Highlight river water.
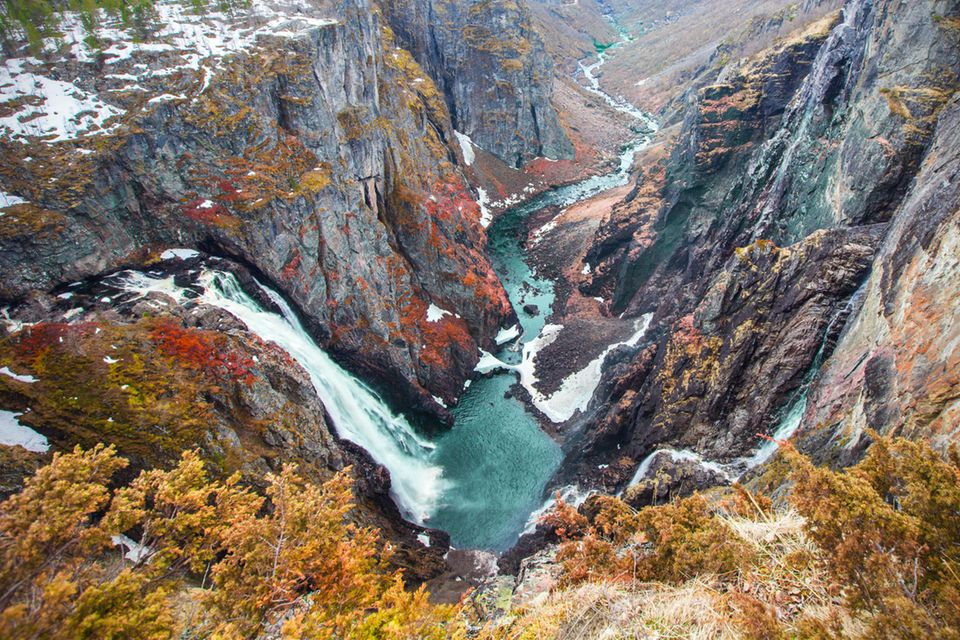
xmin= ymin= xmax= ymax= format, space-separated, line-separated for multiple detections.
xmin=427 ymin=39 xmax=658 ymax=549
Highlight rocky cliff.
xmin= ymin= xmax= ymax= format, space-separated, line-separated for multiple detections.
xmin=571 ymin=0 xmax=960 ymax=485
xmin=381 ymin=0 xmax=574 ymax=168
xmin=0 ymin=0 xmax=519 ymax=412
xmin=799 ymin=95 xmax=960 ymax=463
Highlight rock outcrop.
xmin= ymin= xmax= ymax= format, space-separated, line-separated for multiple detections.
xmin=799 ymin=96 xmax=960 ymax=463
xmin=573 ymin=0 xmax=960 ymax=481
xmin=381 ymin=0 xmax=574 ymax=168
xmin=0 ymin=0 xmax=519 ymax=411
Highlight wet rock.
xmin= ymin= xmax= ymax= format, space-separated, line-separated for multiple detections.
xmin=622 ymin=454 xmax=729 ymax=510
xmin=523 ymin=304 xmax=540 ymax=316
xmin=800 ymin=98 xmax=960 ymax=461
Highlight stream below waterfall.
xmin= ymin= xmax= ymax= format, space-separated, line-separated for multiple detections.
xmin=426 ymin=35 xmax=659 ymax=549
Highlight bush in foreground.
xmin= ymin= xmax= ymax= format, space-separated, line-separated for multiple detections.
xmin=486 ymin=435 xmax=960 ymax=639
xmin=0 ymin=444 xmax=458 ymax=639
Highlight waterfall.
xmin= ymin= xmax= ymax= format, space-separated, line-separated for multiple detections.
xmin=117 ymin=268 xmax=445 ymax=524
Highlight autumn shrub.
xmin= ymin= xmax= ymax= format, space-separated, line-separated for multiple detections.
xmin=0 ymin=445 xmax=459 ymax=639
xmin=552 ymin=492 xmax=753 ymax=589
xmin=786 ymin=435 xmax=960 ymax=639
xmin=536 ymin=435 xmax=960 ymax=639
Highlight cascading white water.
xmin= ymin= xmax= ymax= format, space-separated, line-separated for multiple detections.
xmin=118 ymin=269 xmax=445 ymax=523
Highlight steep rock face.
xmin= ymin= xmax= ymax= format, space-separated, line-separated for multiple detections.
xmin=381 ymin=0 xmax=574 ymax=167
xmin=800 ymin=97 xmax=960 ymax=462
xmin=0 ymin=0 xmax=514 ymax=410
xmin=574 ymin=0 xmax=959 ymax=477
xmin=590 ymin=226 xmax=881 ymax=468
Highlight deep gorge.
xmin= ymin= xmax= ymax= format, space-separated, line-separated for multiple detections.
xmin=0 ymin=0 xmax=958 ymax=636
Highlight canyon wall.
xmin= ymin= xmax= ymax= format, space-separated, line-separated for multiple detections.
xmin=381 ymin=0 xmax=574 ymax=168
xmin=0 ymin=0 xmax=528 ymax=411
xmin=572 ymin=0 xmax=960 ymax=484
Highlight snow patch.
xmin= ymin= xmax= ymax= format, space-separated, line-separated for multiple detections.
xmin=453 ymin=130 xmax=476 ymax=166
xmin=531 ymin=218 xmax=559 ymax=246
xmin=495 ymin=324 xmax=521 ymax=345
xmin=147 ymin=93 xmax=185 ymax=103
xmin=476 ymin=187 xmax=493 ymax=228
xmin=417 ymin=533 xmax=431 ymax=547
xmin=522 ymin=315 xmax=651 ymax=423
xmin=0 ymin=410 xmax=49 ymax=452
xmin=426 ymin=303 xmax=453 ymax=323
xmin=0 ymin=58 xmax=124 ymax=143
xmin=0 ymin=1 xmax=341 ymax=143
xmin=0 ymin=191 xmax=28 ymax=207
xmin=474 ymin=349 xmax=515 ymax=375
xmin=0 ymin=366 xmax=37 ymax=383
xmin=111 ymin=534 xmax=152 ymax=563
xmin=160 ymin=248 xmax=200 ymax=260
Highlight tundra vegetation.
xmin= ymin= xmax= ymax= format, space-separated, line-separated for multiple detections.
xmin=1 ymin=434 xmax=957 ymax=638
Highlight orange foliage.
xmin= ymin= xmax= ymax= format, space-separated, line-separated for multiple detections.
xmin=0 ymin=446 xmax=461 ymax=639
xmin=148 ymin=318 xmax=255 ymax=385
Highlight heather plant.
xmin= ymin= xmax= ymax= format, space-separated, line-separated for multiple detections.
xmin=786 ymin=435 xmax=960 ymax=639
xmin=0 ymin=445 xmax=459 ymax=639
xmin=514 ymin=436 xmax=960 ymax=639
xmin=549 ymin=492 xmax=754 ymax=588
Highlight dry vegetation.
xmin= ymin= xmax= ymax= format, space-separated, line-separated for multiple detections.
xmin=0 ymin=423 xmax=956 ymax=640
xmin=480 ymin=435 xmax=960 ymax=639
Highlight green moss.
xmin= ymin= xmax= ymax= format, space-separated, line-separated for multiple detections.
xmin=0 ymin=318 xmax=254 ymax=470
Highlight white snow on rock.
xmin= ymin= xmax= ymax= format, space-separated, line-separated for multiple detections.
xmin=0 ymin=58 xmax=125 ymax=143
xmin=416 ymin=533 xmax=431 ymax=547
xmin=453 ymin=130 xmax=476 ymax=166
xmin=426 ymin=303 xmax=453 ymax=323
xmin=476 ymin=187 xmax=493 ymax=228
xmin=111 ymin=534 xmax=152 ymax=563
xmin=0 ymin=0 xmax=340 ymax=144
xmin=0 ymin=191 xmax=28 ymax=208
xmin=0 ymin=410 xmax=49 ymax=452
xmin=432 ymin=395 xmax=447 ymax=409
xmin=160 ymin=248 xmax=200 ymax=260
xmin=531 ymin=218 xmax=559 ymax=246
xmin=147 ymin=93 xmax=186 ymax=104
xmin=581 ymin=263 xmax=592 ymax=275
xmin=520 ymin=315 xmax=652 ymax=424
xmin=474 ymin=349 xmax=515 ymax=375
xmin=0 ymin=366 xmax=37 ymax=383
xmin=495 ymin=324 xmax=521 ymax=345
